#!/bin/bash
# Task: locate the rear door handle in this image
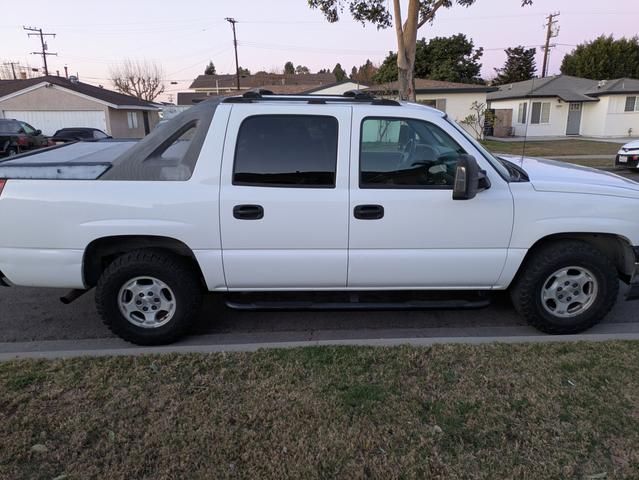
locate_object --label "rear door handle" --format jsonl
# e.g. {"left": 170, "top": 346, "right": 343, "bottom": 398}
{"left": 233, "top": 204, "right": 264, "bottom": 220}
{"left": 354, "top": 204, "right": 384, "bottom": 220}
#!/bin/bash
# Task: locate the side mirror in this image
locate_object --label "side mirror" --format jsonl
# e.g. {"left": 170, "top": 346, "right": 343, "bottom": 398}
{"left": 35, "top": 129, "right": 42, "bottom": 135}
{"left": 452, "top": 154, "right": 490, "bottom": 200}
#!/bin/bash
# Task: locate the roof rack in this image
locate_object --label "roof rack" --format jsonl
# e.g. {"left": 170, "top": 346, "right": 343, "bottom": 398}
{"left": 222, "top": 89, "right": 400, "bottom": 106}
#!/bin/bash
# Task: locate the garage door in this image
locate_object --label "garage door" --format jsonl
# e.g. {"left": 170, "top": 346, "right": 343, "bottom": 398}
{"left": 2, "top": 110, "right": 108, "bottom": 136}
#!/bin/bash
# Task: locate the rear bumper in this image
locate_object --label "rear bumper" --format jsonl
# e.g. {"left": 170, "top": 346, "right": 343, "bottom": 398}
{"left": 626, "top": 246, "right": 639, "bottom": 301}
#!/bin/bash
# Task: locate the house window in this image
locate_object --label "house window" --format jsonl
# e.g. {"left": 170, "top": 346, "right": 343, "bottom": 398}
{"left": 359, "top": 117, "right": 466, "bottom": 189}
{"left": 531, "top": 102, "right": 551, "bottom": 124}
{"left": 127, "top": 112, "right": 139, "bottom": 129}
{"left": 625, "top": 96, "right": 639, "bottom": 112}
{"left": 419, "top": 99, "right": 447, "bottom": 113}
{"left": 233, "top": 115, "right": 338, "bottom": 188}
{"left": 517, "top": 102, "right": 528, "bottom": 124}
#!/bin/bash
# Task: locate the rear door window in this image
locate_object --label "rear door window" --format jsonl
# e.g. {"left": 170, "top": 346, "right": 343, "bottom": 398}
{"left": 233, "top": 115, "right": 338, "bottom": 188}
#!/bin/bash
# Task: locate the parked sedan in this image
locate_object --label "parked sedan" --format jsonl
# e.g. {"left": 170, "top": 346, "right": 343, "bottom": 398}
{"left": 50, "top": 127, "right": 111, "bottom": 144}
{"left": 0, "top": 119, "right": 49, "bottom": 155}
{"left": 615, "top": 139, "right": 639, "bottom": 170}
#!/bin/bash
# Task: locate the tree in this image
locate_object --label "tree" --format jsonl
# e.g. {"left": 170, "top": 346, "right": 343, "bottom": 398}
{"left": 308, "top": 0, "right": 532, "bottom": 100}
{"left": 238, "top": 66, "right": 251, "bottom": 76}
{"left": 459, "top": 101, "right": 492, "bottom": 139}
{"left": 284, "top": 61, "right": 295, "bottom": 74}
{"left": 350, "top": 66, "right": 358, "bottom": 80}
{"left": 296, "top": 65, "right": 310, "bottom": 74}
{"left": 493, "top": 46, "right": 536, "bottom": 85}
{"left": 204, "top": 61, "right": 216, "bottom": 75}
{"left": 332, "top": 63, "right": 347, "bottom": 81}
{"left": 351, "top": 59, "right": 378, "bottom": 84}
{"left": 561, "top": 35, "right": 639, "bottom": 80}
{"left": 110, "top": 59, "right": 165, "bottom": 102}
{"left": 374, "top": 34, "right": 483, "bottom": 84}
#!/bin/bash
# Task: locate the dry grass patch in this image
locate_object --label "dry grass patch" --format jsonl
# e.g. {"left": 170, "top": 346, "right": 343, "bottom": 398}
{"left": 481, "top": 139, "right": 620, "bottom": 157}
{"left": 1, "top": 342, "right": 639, "bottom": 479}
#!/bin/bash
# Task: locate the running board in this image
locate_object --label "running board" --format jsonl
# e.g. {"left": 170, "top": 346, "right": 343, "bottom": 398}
{"left": 225, "top": 292, "right": 491, "bottom": 311}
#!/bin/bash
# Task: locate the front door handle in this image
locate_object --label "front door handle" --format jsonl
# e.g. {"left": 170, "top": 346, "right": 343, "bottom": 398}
{"left": 354, "top": 204, "right": 384, "bottom": 220}
{"left": 233, "top": 204, "right": 264, "bottom": 220}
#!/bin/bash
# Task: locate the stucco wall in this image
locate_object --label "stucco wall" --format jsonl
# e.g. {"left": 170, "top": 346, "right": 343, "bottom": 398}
{"left": 603, "top": 95, "right": 639, "bottom": 137}
{"left": 416, "top": 92, "right": 488, "bottom": 138}
{"left": 108, "top": 109, "right": 160, "bottom": 139}
{"left": 580, "top": 97, "right": 608, "bottom": 137}
{"left": 0, "top": 84, "right": 108, "bottom": 113}
{"left": 489, "top": 97, "right": 569, "bottom": 137}
{"left": 310, "top": 82, "right": 368, "bottom": 95}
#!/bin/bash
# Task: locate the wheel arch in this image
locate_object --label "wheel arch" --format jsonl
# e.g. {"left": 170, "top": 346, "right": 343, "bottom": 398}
{"left": 509, "top": 232, "right": 636, "bottom": 288}
{"left": 83, "top": 235, "right": 205, "bottom": 288}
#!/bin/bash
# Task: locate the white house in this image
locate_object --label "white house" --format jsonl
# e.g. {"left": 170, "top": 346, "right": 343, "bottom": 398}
{"left": 367, "top": 79, "right": 498, "bottom": 138}
{"left": 487, "top": 75, "right": 639, "bottom": 138}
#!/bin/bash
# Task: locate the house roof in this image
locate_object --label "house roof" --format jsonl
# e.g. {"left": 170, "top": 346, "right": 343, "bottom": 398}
{"left": 190, "top": 72, "right": 337, "bottom": 90}
{"left": 0, "top": 76, "right": 159, "bottom": 110}
{"left": 585, "top": 77, "right": 639, "bottom": 96}
{"left": 488, "top": 75, "right": 639, "bottom": 102}
{"left": 368, "top": 78, "right": 497, "bottom": 94}
{"left": 177, "top": 83, "right": 332, "bottom": 105}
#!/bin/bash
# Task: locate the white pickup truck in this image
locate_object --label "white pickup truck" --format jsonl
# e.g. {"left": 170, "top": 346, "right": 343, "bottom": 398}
{"left": 1, "top": 91, "right": 638, "bottom": 345}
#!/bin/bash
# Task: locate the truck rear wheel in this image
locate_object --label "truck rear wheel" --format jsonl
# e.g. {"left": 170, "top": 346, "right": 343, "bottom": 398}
{"left": 95, "top": 250, "right": 203, "bottom": 345}
{"left": 510, "top": 241, "right": 618, "bottom": 334}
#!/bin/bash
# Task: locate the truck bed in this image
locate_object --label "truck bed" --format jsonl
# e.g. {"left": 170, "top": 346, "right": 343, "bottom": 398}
{"left": 0, "top": 140, "right": 136, "bottom": 180}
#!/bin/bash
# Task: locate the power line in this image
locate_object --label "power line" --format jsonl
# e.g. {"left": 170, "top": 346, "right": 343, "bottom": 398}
{"left": 541, "top": 12, "right": 560, "bottom": 78}
{"left": 23, "top": 25, "right": 57, "bottom": 76}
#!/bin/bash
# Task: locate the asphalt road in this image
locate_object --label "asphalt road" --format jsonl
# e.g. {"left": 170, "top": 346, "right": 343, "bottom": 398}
{"left": 1, "top": 168, "right": 638, "bottom": 351}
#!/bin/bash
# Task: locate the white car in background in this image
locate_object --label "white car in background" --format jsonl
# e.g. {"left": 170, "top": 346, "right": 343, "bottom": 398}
{"left": 615, "top": 140, "right": 639, "bottom": 170}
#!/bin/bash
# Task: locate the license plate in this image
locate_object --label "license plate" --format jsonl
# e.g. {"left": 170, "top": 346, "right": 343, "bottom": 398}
{"left": 619, "top": 156, "right": 628, "bottom": 163}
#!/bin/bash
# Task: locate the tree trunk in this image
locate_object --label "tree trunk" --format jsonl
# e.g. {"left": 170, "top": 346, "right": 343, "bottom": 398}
{"left": 397, "top": 65, "right": 415, "bottom": 101}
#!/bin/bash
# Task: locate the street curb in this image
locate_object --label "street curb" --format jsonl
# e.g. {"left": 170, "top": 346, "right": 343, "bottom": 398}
{"left": 2, "top": 323, "right": 639, "bottom": 361}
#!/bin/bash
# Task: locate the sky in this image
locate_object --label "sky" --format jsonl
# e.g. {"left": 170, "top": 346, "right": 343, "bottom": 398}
{"left": 1, "top": 0, "right": 637, "bottom": 102}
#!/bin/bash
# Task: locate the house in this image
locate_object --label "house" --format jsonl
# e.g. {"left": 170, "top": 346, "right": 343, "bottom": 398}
{"left": 303, "top": 80, "right": 370, "bottom": 95}
{"left": 0, "top": 76, "right": 160, "bottom": 138}
{"left": 177, "top": 72, "right": 339, "bottom": 106}
{"left": 487, "top": 75, "right": 639, "bottom": 138}
{"left": 367, "top": 79, "right": 498, "bottom": 137}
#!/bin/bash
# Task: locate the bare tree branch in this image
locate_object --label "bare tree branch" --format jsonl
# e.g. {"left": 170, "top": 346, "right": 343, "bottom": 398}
{"left": 110, "top": 59, "right": 165, "bottom": 102}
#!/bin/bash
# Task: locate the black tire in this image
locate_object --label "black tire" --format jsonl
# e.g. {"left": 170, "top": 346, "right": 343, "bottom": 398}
{"left": 510, "top": 240, "right": 618, "bottom": 334}
{"left": 7, "top": 147, "right": 18, "bottom": 156}
{"left": 95, "top": 249, "right": 203, "bottom": 345}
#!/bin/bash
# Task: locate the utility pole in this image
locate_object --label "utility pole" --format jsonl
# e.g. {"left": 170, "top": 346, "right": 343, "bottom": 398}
{"left": 541, "top": 12, "right": 560, "bottom": 78}
{"left": 23, "top": 26, "right": 57, "bottom": 76}
{"left": 3, "top": 62, "right": 19, "bottom": 80}
{"left": 225, "top": 17, "right": 240, "bottom": 91}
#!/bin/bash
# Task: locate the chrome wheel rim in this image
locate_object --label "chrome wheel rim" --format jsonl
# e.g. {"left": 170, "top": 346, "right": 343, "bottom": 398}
{"left": 118, "top": 276, "right": 176, "bottom": 328}
{"left": 541, "top": 266, "right": 598, "bottom": 319}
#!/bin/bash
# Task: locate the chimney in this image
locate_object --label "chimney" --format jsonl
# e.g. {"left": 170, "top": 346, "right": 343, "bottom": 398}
{"left": 64, "top": 65, "right": 68, "bottom": 79}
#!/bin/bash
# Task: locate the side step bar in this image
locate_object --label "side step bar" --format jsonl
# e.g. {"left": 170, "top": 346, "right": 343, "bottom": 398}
{"left": 225, "top": 292, "right": 491, "bottom": 311}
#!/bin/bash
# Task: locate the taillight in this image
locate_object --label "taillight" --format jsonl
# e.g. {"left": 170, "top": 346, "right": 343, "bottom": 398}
{"left": 0, "top": 180, "right": 5, "bottom": 196}
{"left": 17, "top": 136, "right": 28, "bottom": 146}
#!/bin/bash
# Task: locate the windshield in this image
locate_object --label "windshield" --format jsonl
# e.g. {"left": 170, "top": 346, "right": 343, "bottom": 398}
{"left": 444, "top": 117, "right": 511, "bottom": 181}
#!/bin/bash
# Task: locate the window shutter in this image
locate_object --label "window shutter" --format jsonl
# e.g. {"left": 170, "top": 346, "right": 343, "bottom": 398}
{"left": 625, "top": 96, "right": 637, "bottom": 112}
{"left": 435, "top": 98, "right": 447, "bottom": 112}
{"left": 541, "top": 103, "right": 551, "bottom": 123}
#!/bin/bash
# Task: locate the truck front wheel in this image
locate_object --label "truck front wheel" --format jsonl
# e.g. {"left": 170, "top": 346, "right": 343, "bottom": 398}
{"left": 95, "top": 250, "right": 203, "bottom": 345}
{"left": 510, "top": 241, "right": 618, "bottom": 334}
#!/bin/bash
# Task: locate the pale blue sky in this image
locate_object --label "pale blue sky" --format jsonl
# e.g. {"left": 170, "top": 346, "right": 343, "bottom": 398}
{"left": 1, "top": 0, "right": 637, "bottom": 101}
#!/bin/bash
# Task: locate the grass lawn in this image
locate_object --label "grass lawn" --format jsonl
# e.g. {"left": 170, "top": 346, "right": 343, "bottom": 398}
{"left": 481, "top": 139, "right": 620, "bottom": 157}
{"left": 2, "top": 342, "right": 639, "bottom": 479}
